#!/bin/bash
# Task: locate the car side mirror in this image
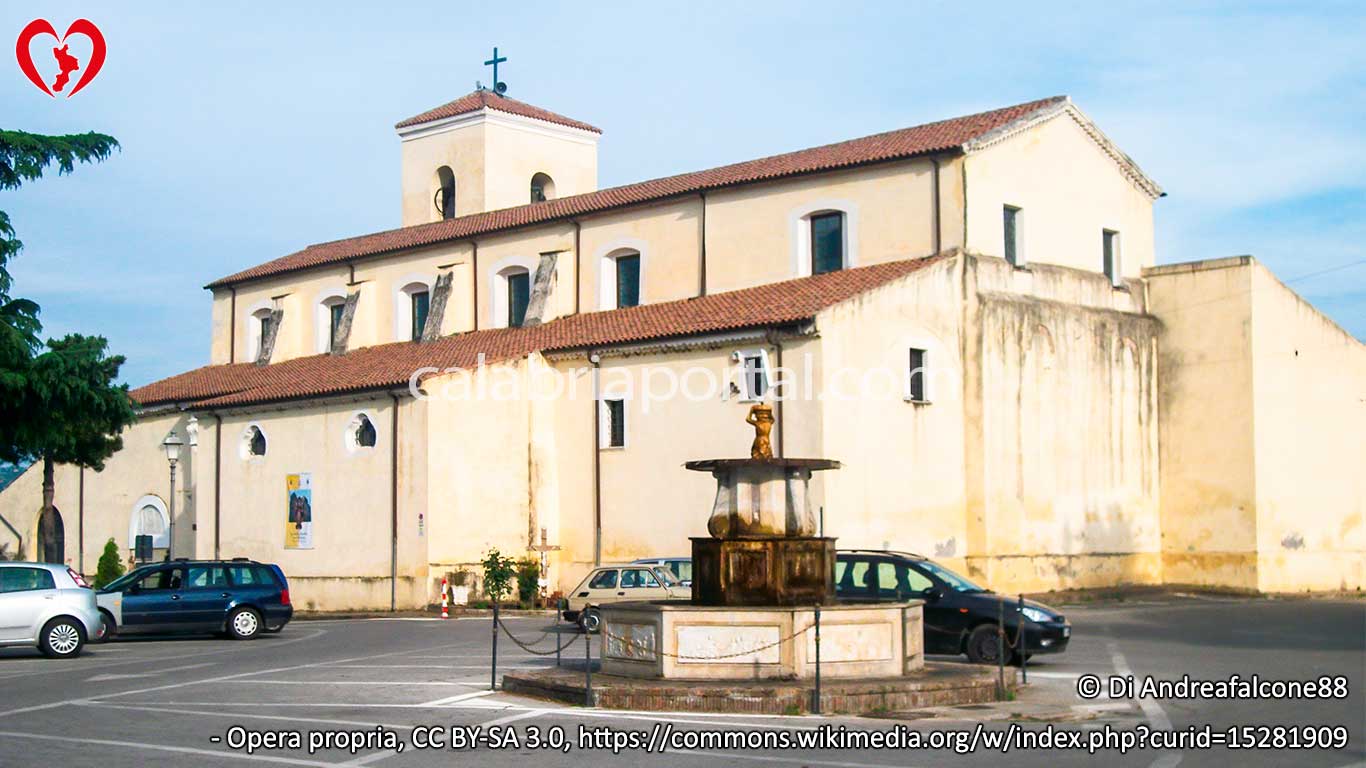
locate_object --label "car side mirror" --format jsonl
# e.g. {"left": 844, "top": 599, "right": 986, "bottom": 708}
{"left": 922, "top": 587, "right": 943, "bottom": 602}
{"left": 126, "top": 584, "right": 140, "bottom": 594}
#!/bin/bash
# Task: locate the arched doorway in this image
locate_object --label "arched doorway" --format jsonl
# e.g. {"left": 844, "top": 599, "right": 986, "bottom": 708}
{"left": 38, "top": 507, "right": 64, "bottom": 564}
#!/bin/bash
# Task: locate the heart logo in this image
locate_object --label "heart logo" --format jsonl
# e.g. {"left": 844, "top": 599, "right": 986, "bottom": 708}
{"left": 15, "top": 18, "right": 105, "bottom": 98}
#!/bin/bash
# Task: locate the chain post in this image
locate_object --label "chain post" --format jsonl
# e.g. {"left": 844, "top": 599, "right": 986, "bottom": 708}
{"left": 1017, "top": 593, "right": 1027, "bottom": 685}
{"left": 556, "top": 599, "right": 563, "bottom": 668}
{"left": 584, "top": 628, "right": 593, "bottom": 707}
{"left": 812, "top": 604, "right": 822, "bottom": 715}
{"left": 491, "top": 601, "right": 499, "bottom": 691}
{"left": 996, "top": 597, "right": 1005, "bottom": 698}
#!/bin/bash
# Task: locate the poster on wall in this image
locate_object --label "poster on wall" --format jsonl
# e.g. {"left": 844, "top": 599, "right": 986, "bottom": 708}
{"left": 285, "top": 472, "right": 313, "bottom": 549}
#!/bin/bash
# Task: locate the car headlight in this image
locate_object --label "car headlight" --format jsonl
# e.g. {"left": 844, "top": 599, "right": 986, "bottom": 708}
{"left": 1020, "top": 607, "right": 1052, "bottom": 623}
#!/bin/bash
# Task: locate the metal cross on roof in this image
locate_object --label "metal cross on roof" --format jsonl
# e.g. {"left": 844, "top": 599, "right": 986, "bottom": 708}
{"left": 484, "top": 47, "right": 507, "bottom": 92}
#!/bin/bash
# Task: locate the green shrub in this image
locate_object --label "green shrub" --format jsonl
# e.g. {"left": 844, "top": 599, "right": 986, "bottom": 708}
{"left": 94, "top": 538, "right": 124, "bottom": 588}
{"left": 481, "top": 549, "right": 516, "bottom": 605}
{"left": 515, "top": 557, "right": 540, "bottom": 607}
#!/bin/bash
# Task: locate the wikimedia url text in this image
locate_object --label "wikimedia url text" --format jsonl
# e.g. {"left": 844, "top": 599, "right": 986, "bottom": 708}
{"left": 213, "top": 722, "right": 1352, "bottom": 756}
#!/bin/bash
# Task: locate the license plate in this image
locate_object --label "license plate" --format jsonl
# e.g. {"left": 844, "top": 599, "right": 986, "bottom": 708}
{"left": 1063, "top": 627, "right": 1071, "bottom": 637}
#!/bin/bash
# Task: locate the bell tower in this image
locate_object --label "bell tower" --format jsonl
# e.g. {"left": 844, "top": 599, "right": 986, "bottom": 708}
{"left": 395, "top": 57, "right": 601, "bottom": 226}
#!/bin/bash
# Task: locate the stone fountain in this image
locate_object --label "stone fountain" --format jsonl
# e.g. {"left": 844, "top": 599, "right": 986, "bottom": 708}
{"left": 599, "top": 405, "right": 926, "bottom": 682}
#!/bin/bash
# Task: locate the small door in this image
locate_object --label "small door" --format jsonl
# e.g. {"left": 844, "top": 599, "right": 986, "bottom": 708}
{"left": 908, "top": 562, "right": 967, "bottom": 654}
{"left": 120, "top": 566, "right": 186, "bottom": 631}
{"left": 181, "top": 565, "right": 232, "bottom": 630}
{"left": 0, "top": 567, "right": 58, "bottom": 641}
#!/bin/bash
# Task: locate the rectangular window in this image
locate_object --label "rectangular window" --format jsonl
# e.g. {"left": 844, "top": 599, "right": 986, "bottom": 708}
{"left": 810, "top": 212, "right": 844, "bottom": 275}
{"left": 411, "top": 290, "right": 430, "bottom": 341}
{"left": 739, "top": 350, "right": 769, "bottom": 401}
{"left": 0, "top": 567, "right": 56, "bottom": 593}
{"left": 615, "top": 254, "right": 640, "bottom": 308}
{"left": 907, "top": 347, "right": 929, "bottom": 402}
{"left": 259, "top": 315, "right": 273, "bottom": 343}
{"left": 328, "top": 304, "right": 345, "bottom": 350}
{"left": 602, "top": 398, "right": 626, "bottom": 448}
{"left": 1003, "top": 205, "right": 1022, "bottom": 266}
{"left": 507, "top": 272, "right": 530, "bottom": 328}
{"left": 1103, "top": 229, "right": 1121, "bottom": 285}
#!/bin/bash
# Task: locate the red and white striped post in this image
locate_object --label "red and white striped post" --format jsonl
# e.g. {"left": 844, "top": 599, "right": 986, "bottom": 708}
{"left": 440, "top": 577, "right": 449, "bottom": 619}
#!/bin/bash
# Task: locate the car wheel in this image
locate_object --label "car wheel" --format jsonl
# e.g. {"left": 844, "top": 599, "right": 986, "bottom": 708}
{"left": 965, "top": 624, "right": 1013, "bottom": 665}
{"left": 40, "top": 617, "right": 86, "bottom": 659}
{"left": 580, "top": 607, "right": 602, "bottom": 634}
{"left": 98, "top": 611, "right": 116, "bottom": 642}
{"left": 227, "top": 607, "right": 263, "bottom": 640}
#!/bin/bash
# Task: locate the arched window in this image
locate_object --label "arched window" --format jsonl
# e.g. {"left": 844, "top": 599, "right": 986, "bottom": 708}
{"left": 316, "top": 290, "right": 348, "bottom": 354}
{"left": 242, "top": 425, "right": 267, "bottom": 459}
{"left": 435, "top": 166, "right": 455, "bottom": 220}
{"left": 601, "top": 249, "right": 641, "bottom": 309}
{"left": 530, "top": 172, "right": 555, "bottom": 203}
{"left": 791, "top": 201, "right": 858, "bottom": 278}
{"left": 129, "top": 495, "right": 169, "bottom": 550}
{"left": 247, "top": 306, "right": 274, "bottom": 362}
{"left": 490, "top": 258, "right": 536, "bottom": 328}
{"left": 395, "top": 279, "right": 433, "bottom": 342}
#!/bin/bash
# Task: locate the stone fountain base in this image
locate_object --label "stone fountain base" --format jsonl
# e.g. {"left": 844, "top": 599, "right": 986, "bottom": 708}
{"left": 691, "top": 536, "right": 835, "bottom": 607}
{"left": 599, "top": 601, "right": 924, "bottom": 681}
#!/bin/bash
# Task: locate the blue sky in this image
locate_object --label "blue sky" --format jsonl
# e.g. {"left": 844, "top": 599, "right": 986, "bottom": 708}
{"left": 3, "top": 1, "right": 1363, "bottom": 386}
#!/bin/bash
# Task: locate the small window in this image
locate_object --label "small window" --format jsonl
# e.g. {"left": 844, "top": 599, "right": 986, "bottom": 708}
{"left": 739, "top": 350, "right": 769, "bottom": 401}
{"left": 0, "top": 567, "right": 56, "bottom": 593}
{"left": 907, "top": 348, "right": 929, "bottom": 402}
{"left": 507, "top": 272, "right": 530, "bottom": 328}
{"left": 186, "top": 566, "right": 228, "bottom": 588}
{"left": 1103, "top": 229, "right": 1121, "bottom": 285}
{"left": 1003, "top": 205, "right": 1022, "bottom": 266}
{"left": 615, "top": 254, "right": 640, "bottom": 309}
{"left": 588, "top": 570, "right": 618, "bottom": 589}
{"left": 834, "top": 557, "right": 874, "bottom": 600}
{"left": 354, "top": 414, "right": 377, "bottom": 448}
{"left": 410, "top": 290, "right": 430, "bottom": 341}
{"left": 328, "top": 303, "right": 345, "bottom": 351}
{"left": 246, "top": 426, "right": 267, "bottom": 457}
{"left": 259, "top": 314, "right": 274, "bottom": 343}
{"left": 877, "top": 561, "right": 933, "bottom": 600}
{"left": 603, "top": 398, "right": 626, "bottom": 448}
{"left": 810, "top": 212, "right": 844, "bottom": 275}
{"left": 530, "top": 172, "right": 555, "bottom": 203}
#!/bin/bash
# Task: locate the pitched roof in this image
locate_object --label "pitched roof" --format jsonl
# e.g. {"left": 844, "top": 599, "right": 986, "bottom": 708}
{"left": 395, "top": 90, "right": 602, "bottom": 133}
{"left": 139, "top": 253, "right": 949, "bottom": 409}
{"left": 207, "top": 97, "right": 1067, "bottom": 289}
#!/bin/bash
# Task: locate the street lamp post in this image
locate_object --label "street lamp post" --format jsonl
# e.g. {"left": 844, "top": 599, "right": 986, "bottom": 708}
{"left": 163, "top": 431, "right": 184, "bottom": 560}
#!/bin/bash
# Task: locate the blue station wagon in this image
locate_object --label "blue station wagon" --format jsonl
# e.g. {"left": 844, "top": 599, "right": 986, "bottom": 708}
{"left": 96, "top": 558, "right": 292, "bottom": 640}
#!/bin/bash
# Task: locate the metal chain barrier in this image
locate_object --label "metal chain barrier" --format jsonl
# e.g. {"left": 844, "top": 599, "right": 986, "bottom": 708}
{"left": 495, "top": 615, "right": 582, "bottom": 656}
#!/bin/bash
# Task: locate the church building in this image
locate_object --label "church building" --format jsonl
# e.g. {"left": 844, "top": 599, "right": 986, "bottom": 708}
{"left": 1, "top": 84, "right": 1361, "bottom": 609}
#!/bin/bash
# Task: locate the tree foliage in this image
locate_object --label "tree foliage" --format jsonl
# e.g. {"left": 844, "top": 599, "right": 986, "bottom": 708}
{"left": 95, "top": 537, "right": 125, "bottom": 588}
{"left": 481, "top": 549, "right": 516, "bottom": 605}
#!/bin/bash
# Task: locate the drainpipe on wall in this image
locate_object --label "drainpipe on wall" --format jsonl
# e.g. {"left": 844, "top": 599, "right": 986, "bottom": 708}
{"left": 228, "top": 287, "right": 237, "bottom": 364}
{"left": 590, "top": 352, "right": 602, "bottom": 567}
{"left": 698, "top": 191, "right": 708, "bottom": 297}
{"left": 213, "top": 413, "right": 223, "bottom": 559}
{"left": 930, "top": 158, "right": 943, "bottom": 254}
{"left": 469, "top": 240, "right": 479, "bottom": 332}
{"left": 573, "top": 220, "right": 582, "bottom": 315}
{"left": 389, "top": 392, "right": 400, "bottom": 612}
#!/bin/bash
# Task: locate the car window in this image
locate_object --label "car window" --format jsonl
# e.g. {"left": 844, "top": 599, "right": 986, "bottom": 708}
{"left": 226, "top": 565, "right": 275, "bottom": 586}
{"left": 134, "top": 567, "right": 185, "bottom": 591}
{"left": 916, "top": 559, "right": 986, "bottom": 593}
{"left": 835, "top": 558, "right": 875, "bottom": 598}
{"left": 653, "top": 568, "right": 679, "bottom": 586}
{"left": 588, "top": 570, "right": 617, "bottom": 590}
{"left": 187, "top": 566, "right": 228, "bottom": 588}
{"left": 0, "top": 567, "right": 56, "bottom": 593}
{"left": 876, "top": 561, "right": 934, "bottom": 598}
{"left": 619, "top": 569, "right": 639, "bottom": 588}
{"left": 672, "top": 560, "right": 693, "bottom": 582}
{"left": 637, "top": 569, "right": 660, "bottom": 588}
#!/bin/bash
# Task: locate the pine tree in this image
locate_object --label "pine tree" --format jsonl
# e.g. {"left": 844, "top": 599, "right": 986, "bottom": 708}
{"left": 94, "top": 537, "right": 124, "bottom": 588}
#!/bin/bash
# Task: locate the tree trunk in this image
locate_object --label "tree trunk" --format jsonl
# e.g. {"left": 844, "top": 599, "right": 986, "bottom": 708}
{"left": 39, "top": 456, "right": 55, "bottom": 562}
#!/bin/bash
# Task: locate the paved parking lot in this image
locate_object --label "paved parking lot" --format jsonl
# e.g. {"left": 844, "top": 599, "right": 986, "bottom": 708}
{"left": 0, "top": 597, "right": 1361, "bottom": 767}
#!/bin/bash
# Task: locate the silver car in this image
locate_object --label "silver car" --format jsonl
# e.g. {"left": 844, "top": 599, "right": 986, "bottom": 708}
{"left": 0, "top": 562, "right": 105, "bottom": 658}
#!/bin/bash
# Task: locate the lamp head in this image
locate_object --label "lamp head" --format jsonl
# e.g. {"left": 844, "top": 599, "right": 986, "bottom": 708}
{"left": 163, "top": 431, "right": 184, "bottom": 465}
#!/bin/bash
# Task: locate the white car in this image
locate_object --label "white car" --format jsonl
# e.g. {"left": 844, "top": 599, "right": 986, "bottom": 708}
{"left": 0, "top": 562, "right": 105, "bottom": 658}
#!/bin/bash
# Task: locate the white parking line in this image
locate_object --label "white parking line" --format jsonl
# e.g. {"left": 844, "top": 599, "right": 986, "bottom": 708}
{"left": 81, "top": 701, "right": 413, "bottom": 730}
{"left": 0, "top": 730, "right": 335, "bottom": 766}
{"left": 218, "top": 680, "right": 486, "bottom": 687}
{"left": 321, "top": 663, "right": 552, "bottom": 670}
{"left": 420, "top": 690, "right": 498, "bottom": 706}
{"left": 478, "top": 708, "right": 546, "bottom": 728}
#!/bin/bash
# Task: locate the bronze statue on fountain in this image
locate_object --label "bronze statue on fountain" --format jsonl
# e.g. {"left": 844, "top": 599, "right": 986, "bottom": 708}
{"left": 686, "top": 403, "right": 840, "bottom": 607}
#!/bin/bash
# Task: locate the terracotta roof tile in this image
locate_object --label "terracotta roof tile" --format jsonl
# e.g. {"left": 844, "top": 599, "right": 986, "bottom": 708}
{"left": 207, "top": 97, "right": 1065, "bottom": 289}
{"left": 140, "top": 254, "right": 948, "bottom": 409}
{"left": 395, "top": 90, "right": 602, "bottom": 133}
